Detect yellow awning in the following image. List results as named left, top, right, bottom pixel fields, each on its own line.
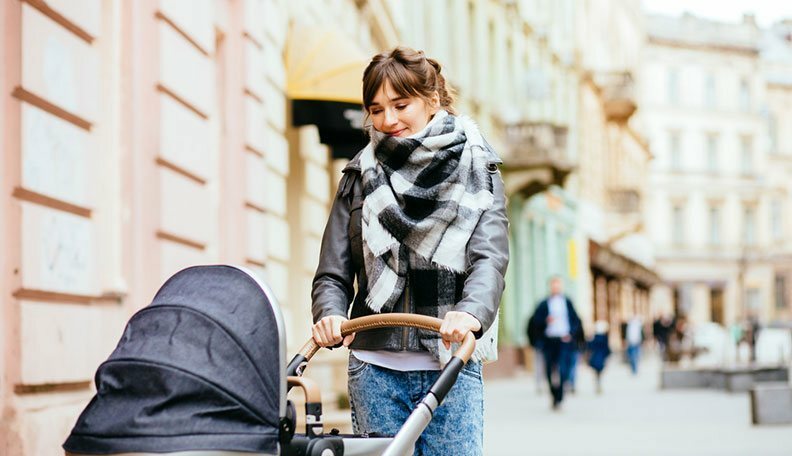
left=286, top=25, right=370, bottom=104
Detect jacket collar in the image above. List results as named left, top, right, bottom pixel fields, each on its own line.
left=342, top=150, right=363, bottom=173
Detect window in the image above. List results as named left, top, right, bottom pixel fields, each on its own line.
left=709, top=205, right=721, bottom=245
left=746, top=288, right=760, bottom=311
left=740, top=135, right=753, bottom=175
left=670, top=131, right=682, bottom=171
left=707, top=134, right=718, bottom=173
left=743, top=205, right=756, bottom=245
left=776, top=275, right=787, bottom=310
left=704, top=73, right=716, bottom=108
left=739, top=78, right=750, bottom=111
left=711, top=287, right=724, bottom=324
left=768, top=113, right=778, bottom=154
left=772, top=199, right=783, bottom=241
left=672, top=203, right=685, bottom=245
left=668, top=69, right=679, bottom=105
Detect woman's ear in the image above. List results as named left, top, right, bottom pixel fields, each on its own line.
left=430, top=91, right=440, bottom=113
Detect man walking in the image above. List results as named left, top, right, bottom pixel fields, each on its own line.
left=625, top=314, right=643, bottom=375
left=527, top=276, right=583, bottom=410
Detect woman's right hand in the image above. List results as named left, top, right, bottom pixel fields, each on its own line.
left=312, top=315, right=356, bottom=348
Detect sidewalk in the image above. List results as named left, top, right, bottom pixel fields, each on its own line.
left=483, top=353, right=792, bottom=456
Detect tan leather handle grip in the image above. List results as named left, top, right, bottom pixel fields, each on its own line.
left=287, top=376, right=322, bottom=404
left=297, top=313, right=475, bottom=364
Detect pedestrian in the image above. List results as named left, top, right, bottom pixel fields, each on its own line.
left=311, top=46, right=509, bottom=455
left=625, top=315, right=643, bottom=375
left=527, top=276, right=583, bottom=410
left=652, top=314, right=673, bottom=360
left=565, top=317, right=587, bottom=394
left=666, top=315, right=690, bottom=364
left=532, top=342, right=546, bottom=395
left=747, top=315, right=761, bottom=363
left=586, top=320, right=611, bottom=394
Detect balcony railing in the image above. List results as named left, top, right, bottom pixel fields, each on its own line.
left=497, top=120, right=574, bottom=196
left=595, top=71, right=637, bottom=122
left=608, top=189, right=641, bottom=213
left=500, top=121, right=571, bottom=168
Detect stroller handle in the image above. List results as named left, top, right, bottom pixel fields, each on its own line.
left=293, top=313, right=476, bottom=365
left=285, top=314, right=477, bottom=456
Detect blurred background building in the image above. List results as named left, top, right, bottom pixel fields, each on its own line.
left=1, top=0, right=790, bottom=453
left=638, top=13, right=792, bottom=329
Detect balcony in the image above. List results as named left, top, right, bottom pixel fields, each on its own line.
left=608, top=189, right=641, bottom=214
left=498, top=121, right=574, bottom=197
left=595, top=71, right=637, bottom=122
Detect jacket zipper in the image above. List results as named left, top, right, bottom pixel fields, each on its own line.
left=401, top=276, right=410, bottom=350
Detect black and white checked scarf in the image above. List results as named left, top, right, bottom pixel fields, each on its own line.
left=360, top=110, right=495, bottom=314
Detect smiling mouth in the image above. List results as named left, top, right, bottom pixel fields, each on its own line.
left=387, top=129, right=406, bottom=137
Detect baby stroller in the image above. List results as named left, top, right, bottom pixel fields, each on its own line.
left=63, top=265, right=475, bottom=456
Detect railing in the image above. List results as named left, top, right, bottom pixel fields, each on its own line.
left=595, top=71, right=637, bottom=122
left=608, top=189, right=641, bottom=213
left=500, top=121, right=570, bottom=168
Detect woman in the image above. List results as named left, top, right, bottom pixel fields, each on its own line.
left=587, top=321, right=611, bottom=394
left=311, top=46, right=509, bottom=455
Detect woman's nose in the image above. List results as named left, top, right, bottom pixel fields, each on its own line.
left=384, top=109, right=398, bottom=125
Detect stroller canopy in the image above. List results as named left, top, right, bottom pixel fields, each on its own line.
left=64, top=265, right=287, bottom=455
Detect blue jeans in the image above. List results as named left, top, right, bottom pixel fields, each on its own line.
left=542, top=338, right=573, bottom=405
left=627, top=344, right=640, bottom=374
left=347, top=354, right=484, bottom=456
left=563, top=349, right=579, bottom=389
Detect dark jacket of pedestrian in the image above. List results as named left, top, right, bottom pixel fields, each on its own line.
left=526, top=296, right=583, bottom=348
left=587, top=334, right=611, bottom=372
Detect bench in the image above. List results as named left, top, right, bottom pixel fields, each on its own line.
left=661, top=366, right=789, bottom=392
left=751, top=383, right=792, bottom=425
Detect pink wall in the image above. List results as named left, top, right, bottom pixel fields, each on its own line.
left=1, top=0, right=270, bottom=452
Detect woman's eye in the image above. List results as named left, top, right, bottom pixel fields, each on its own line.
left=395, top=105, right=407, bottom=110
left=370, top=109, right=382, bottom=115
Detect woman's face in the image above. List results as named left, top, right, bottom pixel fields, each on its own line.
left=368, top=80, right=438, bottom=137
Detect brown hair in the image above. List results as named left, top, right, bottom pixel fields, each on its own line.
left=362, top=46, right=456, bottom=116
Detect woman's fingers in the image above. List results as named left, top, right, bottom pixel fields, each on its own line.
left=312, top=324, right=329, bottom=347
left=312, top=316, right=348, bottom=347
left=440, top=311, right=481, bottom=349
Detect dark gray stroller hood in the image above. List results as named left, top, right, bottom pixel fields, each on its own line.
left=63, top=265, right=287, bottom=455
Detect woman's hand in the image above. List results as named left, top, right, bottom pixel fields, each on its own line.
left=440, top=311, right=481, bottom=350
left=312, top=315, right=356, bottom=348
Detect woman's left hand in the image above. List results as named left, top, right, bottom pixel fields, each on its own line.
left=440, top=311, right=481, bottom=350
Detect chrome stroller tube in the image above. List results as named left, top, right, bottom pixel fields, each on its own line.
left=286, top=314, right=476, bottom=456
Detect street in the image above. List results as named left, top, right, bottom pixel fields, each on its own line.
left=483, top=354, right=792, bottom=456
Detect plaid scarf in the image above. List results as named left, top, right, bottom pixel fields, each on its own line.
left=359, top=110, right=495, bottom=314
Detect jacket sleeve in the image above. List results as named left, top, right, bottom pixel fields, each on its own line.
left=454, top=167, right=510, bottom=338
left=311, top=172, right=356, bottom=323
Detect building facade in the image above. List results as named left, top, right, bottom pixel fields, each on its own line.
left=639, top=13, right=787, bottom=327
left=762, top=19, right=792, bottom=322
left=0, top=0, right=401, bottom=452
left=1, top=0, right=672, bottom=452
left=574, top=0, right=658, bottom=341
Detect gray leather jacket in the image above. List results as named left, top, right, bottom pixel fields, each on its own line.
left=311, top=152, right=509, bottom=352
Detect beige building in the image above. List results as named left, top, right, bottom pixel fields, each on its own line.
left=1, top=0, right=600, bottom=450
left=762, top=19, right=792, bottom=321
left=575, top=0, right=658, bottom=335
left=638, top=13, right=786, bottom=327
left=0, top=0, right=403, bottom=452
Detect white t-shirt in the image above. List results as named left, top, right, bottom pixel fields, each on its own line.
left=545, top=294, right=571, bottom=338
left=626, top=318, right=643, bottom=345
left=351, top=349, right=441, bottom=371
